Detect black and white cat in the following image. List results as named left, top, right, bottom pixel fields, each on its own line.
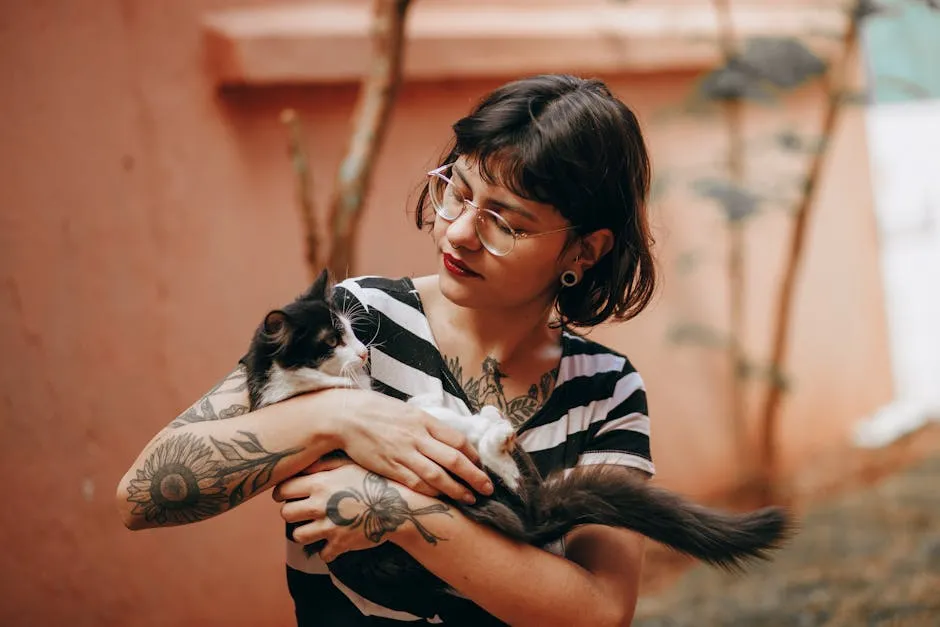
left=244, top=271, right=792, bottom=619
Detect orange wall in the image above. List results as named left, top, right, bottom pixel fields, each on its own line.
left=0, top=1, right=890, bottom=625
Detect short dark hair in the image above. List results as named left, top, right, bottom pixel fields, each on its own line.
left=415, top=74, right=656, bottom=328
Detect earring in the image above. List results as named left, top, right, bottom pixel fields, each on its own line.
left=560, top=270, right=580, bottom=287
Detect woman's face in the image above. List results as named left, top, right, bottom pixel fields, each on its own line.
left=430, top=156, right=578, bottom=313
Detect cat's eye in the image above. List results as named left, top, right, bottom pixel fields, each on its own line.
left=324, top=335, right=340, bottom=348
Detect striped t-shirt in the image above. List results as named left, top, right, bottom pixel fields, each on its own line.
left=287, top=276, right=654, bottom=626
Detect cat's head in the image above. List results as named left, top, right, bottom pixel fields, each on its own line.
left=254, top=269, right=369, bottom=382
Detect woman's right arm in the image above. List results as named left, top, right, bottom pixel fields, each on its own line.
left=116, top=365, right=491, bottom=530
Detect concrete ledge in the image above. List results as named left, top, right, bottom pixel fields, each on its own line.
left=203, top=2, right=849, bottom=86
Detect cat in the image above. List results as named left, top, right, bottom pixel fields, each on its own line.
left=243, top=271, right=793, bottom=620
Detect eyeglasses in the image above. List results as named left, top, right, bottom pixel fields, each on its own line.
left=427, top=163, right=577, bottom=257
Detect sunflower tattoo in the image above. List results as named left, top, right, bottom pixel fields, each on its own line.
left=326, top=473, right=452, bottom=544
left=126, top=433, right=228, bottom=525
left=126, top=431, right=302, bottom=525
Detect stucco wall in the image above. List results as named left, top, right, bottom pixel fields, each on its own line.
left=0, top=1, right=890, bottom=625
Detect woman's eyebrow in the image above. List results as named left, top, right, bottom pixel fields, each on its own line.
left=453, top=165, right=538, bottom=221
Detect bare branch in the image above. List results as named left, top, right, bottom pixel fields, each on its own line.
left=711, top=0, right=750, bottom=485
left=757, top=10, right=862, bottom=502
left=281, top=109, right=320, bottom=278
left=326, top=0, right=413, bottom=279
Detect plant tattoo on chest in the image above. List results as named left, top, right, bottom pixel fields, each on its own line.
left=445, top=355, right=558, bottom=427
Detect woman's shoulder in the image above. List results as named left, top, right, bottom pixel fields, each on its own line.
left=333, top=275, right=419, bottom=307
left=335, top=274, right=408, bottom=292
left=561, top=329, right=642, bottom=379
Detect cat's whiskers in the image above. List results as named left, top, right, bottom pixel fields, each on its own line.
left=338, top=300, right=367, bottom=323
left=341, top=309, right=366, bottom=326
left=340, top=306, right=382, bottom=350
left=363, top=318, right=382, bottom=348
left=339, top=300, right=381, bottom=347
left=339, top=360, right=369, bottom=392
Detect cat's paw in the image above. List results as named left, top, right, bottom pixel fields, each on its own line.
left=484, top=418, right=516, bottom=452
left=478, top=419, right=521, bottom=492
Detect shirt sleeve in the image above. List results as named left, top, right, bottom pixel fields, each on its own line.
left=576, top=364, right=655, bottom=477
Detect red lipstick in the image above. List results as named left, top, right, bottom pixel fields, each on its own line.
left=442, top=253, right=481, bottom=278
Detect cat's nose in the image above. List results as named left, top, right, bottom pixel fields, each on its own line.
left=357, top=349, right=368, bottom=363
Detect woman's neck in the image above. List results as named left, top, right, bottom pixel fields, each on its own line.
left=412, top=275, right=560, bottom=366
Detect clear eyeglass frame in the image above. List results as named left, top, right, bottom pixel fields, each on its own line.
left=426, top=163, right=577, bottom=257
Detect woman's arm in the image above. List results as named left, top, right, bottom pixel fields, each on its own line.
left=115, top=366, right=344, bottom=530
left=393, top=492, right=644, bottom=627
left=280, top=464, right=646, bottom=627
left=116, top=366, right=493, bottom=530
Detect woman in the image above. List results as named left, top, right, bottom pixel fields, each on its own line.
left=116, top=74, right=657, bottom=626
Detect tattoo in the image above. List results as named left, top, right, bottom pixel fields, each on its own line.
left=170, top=368, right=249, bottom=428
left=445, top=355, right=558, bottom=427
left=125, top=431, right=302, bottom=525
left=326, top=472, right=452, bottom=544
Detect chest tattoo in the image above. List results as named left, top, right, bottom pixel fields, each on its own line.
left=444, top=355, right=558, bottom=428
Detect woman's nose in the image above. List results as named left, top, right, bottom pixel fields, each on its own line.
left=445, top=204, right=483, bottom=250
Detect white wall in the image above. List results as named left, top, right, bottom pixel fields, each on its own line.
left=857, top=99, right=940, bottom=446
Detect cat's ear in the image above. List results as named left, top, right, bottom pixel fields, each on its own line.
left=262, top=310, right=293, bottom=347
left=302, top=269, right=332, bottom=301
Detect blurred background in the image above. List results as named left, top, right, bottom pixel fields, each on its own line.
left=1, top=0, right=937, bottom=625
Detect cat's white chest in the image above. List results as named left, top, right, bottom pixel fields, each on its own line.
left=259, top=363, right=371, bottom=407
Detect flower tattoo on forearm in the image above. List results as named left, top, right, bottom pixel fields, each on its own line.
left=125, top=431, right=302, bottom=525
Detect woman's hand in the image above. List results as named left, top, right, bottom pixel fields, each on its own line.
left=334, top=390, right=493, bottom=503
left=273, top=457, right=453, bottom=563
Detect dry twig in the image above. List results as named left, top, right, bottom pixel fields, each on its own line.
left=711, top=0, right=750, bottom=480
left=326, top=0, right=413, bottom=278
left=281, top=108, right=320, bottom=278
left=757, top=10, right=862, bottom=502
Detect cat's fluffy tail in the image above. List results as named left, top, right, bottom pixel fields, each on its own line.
left=527, top=465, right=793, bottom=571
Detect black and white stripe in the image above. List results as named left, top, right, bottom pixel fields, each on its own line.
left=288, top=277, right=654, bottom=625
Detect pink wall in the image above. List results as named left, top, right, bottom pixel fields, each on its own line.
left=0, top=1, right=889, bottom=625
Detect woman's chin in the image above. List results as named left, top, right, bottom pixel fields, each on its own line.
left=437, top=272, right=484, bottom=308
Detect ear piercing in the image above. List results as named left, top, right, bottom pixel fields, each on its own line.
left=561, top=255, right=582, bottom=287
left=560, top=270, right=580, bottom=287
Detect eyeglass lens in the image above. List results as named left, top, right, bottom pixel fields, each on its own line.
left=429, top=169, right=516, bottom=256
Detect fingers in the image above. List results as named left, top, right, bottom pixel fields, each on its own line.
left=425, top=420, right=482, bottom=467
left=406, top=450, right=477, bottom=504
left=319, top=542, right=342, bottom=564
left=418, top=437, right=493, bottom=498
left=299, top=454, right=354, bottom=475
left=280, top=499, right=323, bottom=524
left=272, top=475, right=317, bottom=502
left=291, top=518, right=330, bottom=545
left=384, top=464, right=438, bottom=498
left=290, top=522, right=343, bottom=563
left=274, top=456, right=357, bottom=502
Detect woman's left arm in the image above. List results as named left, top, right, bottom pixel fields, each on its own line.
left=276, top=462, right=646, bottom=627
left=394, top=491, right=645, bottom=627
